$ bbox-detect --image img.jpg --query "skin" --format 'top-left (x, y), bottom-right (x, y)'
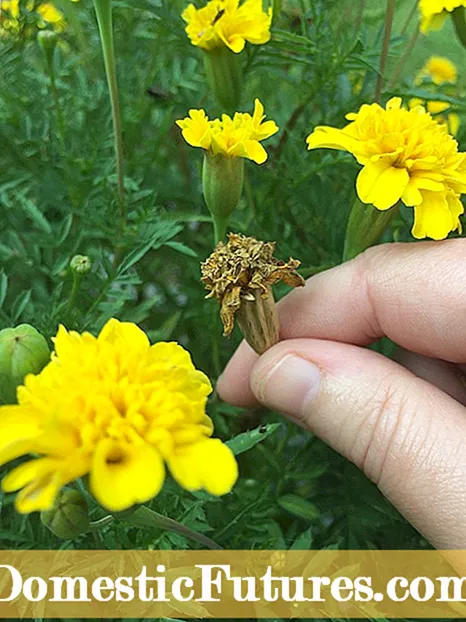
top-left (217, 239), bottom-right (466, 549)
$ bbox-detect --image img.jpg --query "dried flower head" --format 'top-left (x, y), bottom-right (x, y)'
top-left (201, 233), bottom-right (304, 352)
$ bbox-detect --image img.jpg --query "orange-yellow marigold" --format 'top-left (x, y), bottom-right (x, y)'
top-left (419, 0), bottom-right (466, 33)
top-left (0, 319), bottom-right (238, 513)
top-left (306, 97), bottom-right (466, 240)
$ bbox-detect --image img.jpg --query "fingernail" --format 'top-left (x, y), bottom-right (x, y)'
top-left (254, 354), bottom-right (321, 414)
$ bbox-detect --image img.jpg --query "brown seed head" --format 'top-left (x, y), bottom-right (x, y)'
top-left (201, 233), bottom-right (305, 338)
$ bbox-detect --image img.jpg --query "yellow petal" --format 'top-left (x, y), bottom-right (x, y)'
top-left (306, 126), bottom-right (356, 153)
top-left (402, 180), bottom-right (423, 206)
top-left (412, 191), bottom-right (456, 240)
top-left (357, 162), bottom-right (409, 210)
top-left (244, 140), bottom-right (268, 164)
top-left (98, 318), bottom-right (149, 352)
top-left (90, 440), bottom-right (165, 511)
top-left (0, 406), bottom-right (42, 466)
top-left (168, 438), bottom-right (238, 496)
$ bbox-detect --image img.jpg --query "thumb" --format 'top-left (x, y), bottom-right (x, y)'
top-left (249, 338), bottom-right (466, 549)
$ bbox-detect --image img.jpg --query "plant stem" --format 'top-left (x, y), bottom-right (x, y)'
top-left (66, 272), bottom-right (82, 319)
top-left (85, 515), bottom-right (115, 532)
top-left (452, 7), bottom-right (466, 49)
top-left (401, 0), bottom-right (418, 35)
top-left (47, 61), bottom-right (65, 152)
top-left (388, 27), bottom-right (420, 90)
top-left (92, 0), bottom-right (125, 222)
top-left (119, 505), bottom-right (223, 550)
top-left (213, 216), bottom-right (228, 245)
top-left (375, 0), bottom-right (396, 103)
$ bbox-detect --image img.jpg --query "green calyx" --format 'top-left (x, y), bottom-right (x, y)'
top-left (41, 489), bottom-right (90, 540)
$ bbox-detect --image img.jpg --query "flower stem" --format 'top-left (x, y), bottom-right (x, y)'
top-left (401, 0), bottom-right (418, 35)
top-left (375, 0), bottom-right (396, 103)
top-left (66, 271), bottom-right (82, 319)
top-left (85, 515), bottom-right (115, 532)
top-left (213, 216), bottom-right (229, 245)
top-left (388, 27), bottom-right (420, 90)
top-left (48, 62), bottom-right (65, 152)
top-left (118, 505), bottom-right (223, 550)
top-left (452, 7), bottom-right (466, 49)
top-left (92, 0), bottom-right (125, 222)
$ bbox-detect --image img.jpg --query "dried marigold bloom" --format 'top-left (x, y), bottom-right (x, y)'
top-left (201, 233), bottom-right (305, 353)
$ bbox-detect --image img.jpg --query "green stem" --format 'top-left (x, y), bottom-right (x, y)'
top-left (118, 505), bottom-right (223, 550)
top-left (388, 27), bottom-right (420, 90)
top-left (85, 515), bottom-right (115, 532)
top-left (401, 0), bottom-right (418, 35)
top-left (375, 0), bottom-right (396, 103)
top-left (66, 272), bottom-right (82, 319)
top-left (47, 61), bottom-right (65, 152)
top-left (452, 7), bottom-right (466, 49)
top-left (213, 215), bottom-right (229, 245)
top-left (92, 0), bottom-right (125, 222)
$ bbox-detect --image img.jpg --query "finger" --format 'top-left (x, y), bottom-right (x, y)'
top-left (218, 340), bottom-right (259, 406)
top-left (276, 239), bottom-right (466, 361)
top-left (394, 348), bottom-right (466, 406)
top-left (249, 338), bottom-right (466, 549)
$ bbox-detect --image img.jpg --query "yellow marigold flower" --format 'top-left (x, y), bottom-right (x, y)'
top-left (306, 97), bottom-right (466, 240)
top-left (419, 0), bottom-right (466, 33)
top-left (182, 0), bottom-right (272, 53)
top-left (0, 319), bottom-right (238, 513)
top-left (176, 98), bottom-right (278, 164)
top-left (37, 2), bottom-right (65, 30)
top-left (416, 55), bottom-right (458, 84)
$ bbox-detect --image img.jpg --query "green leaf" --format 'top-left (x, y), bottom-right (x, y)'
top-left (11, 290), bottom-right (31, 322)
top-left (0, 272), bottom-right (8, 308)
top-left (19, 197), bottom-right (52, 234)
top-left (164, 241), bottom-right (198, 258)
top-left (291, 526), bottom-right (314, 550)
top-left (277, 494), bottom-right (320, 521)
top-left (226, 423), bottom-right (281, 455)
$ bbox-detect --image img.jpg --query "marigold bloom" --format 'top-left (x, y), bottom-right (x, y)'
top-left (182, 0), bottom-right (272, 53)
top-left (0, 319), bottom-right (238, 513)
top-left (417, 55), bottom-right (458, 84)
top-left (1, 0), bottom-right (68, 35)
top-left (306, 97), bottom-right (466, 240)
top-left (419, 0), bottom-right (466, 33)
top-left (177, 99), bottom-right (278, 164)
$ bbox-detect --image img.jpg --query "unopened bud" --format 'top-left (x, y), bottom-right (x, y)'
top-left (41, 489), bottom-right (90, 539)
top-left (70, 255), bottom-right (92, 275)
top-left (0, 325), bottom-right (50, 404)
top-left (37, 30), bottom-right (58, 67)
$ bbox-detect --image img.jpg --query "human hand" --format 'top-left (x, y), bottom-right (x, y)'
top-left (217, 240), bottom-right (466, 549)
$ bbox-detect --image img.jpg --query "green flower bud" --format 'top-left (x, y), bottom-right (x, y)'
top-left (202, 152), bottom-right (244, 243)
top-left (70, 254), bottom-right (92, 275)
top-left (203, 46), bottom-right (243, 114)
top-left (37, 30), bottom-right (59, 67)
top-left (0, 325), bottom-right (50, 404)
top-left (41, 489), bottom-right (90, 540)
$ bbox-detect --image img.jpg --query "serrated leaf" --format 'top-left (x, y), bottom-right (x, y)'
top-left (226, 423), bottom-right (281, 455)
top-left (57, 213), bottom-right (73, 245)
top-left (291, 526), bottom-right (313, 550)
top-left (19, 197), bottom-right (52, 234)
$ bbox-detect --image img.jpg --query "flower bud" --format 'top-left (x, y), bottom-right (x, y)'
top-left (41, 488), bottom-right (90, 540)
top-left (203, 46), bottom-right (243, 114)
top-left (70, 254), bottom-right (92, 275)
top-left (203, 152), bottom-right (244, 242)
top-left (0, 325), bottom-right (50, 404)
top-left (37, 30), bottom-right (58, 67)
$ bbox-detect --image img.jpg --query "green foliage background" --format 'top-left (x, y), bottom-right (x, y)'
top-left (0, 0), bottom-right (459, 604)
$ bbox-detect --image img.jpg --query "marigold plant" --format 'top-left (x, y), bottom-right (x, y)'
top-left (0, 319), bottom-right (238, 514)
top-left (182, 0), bottom-right (272, 53)
top-left (307, 97), bottom-right (466, 240)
